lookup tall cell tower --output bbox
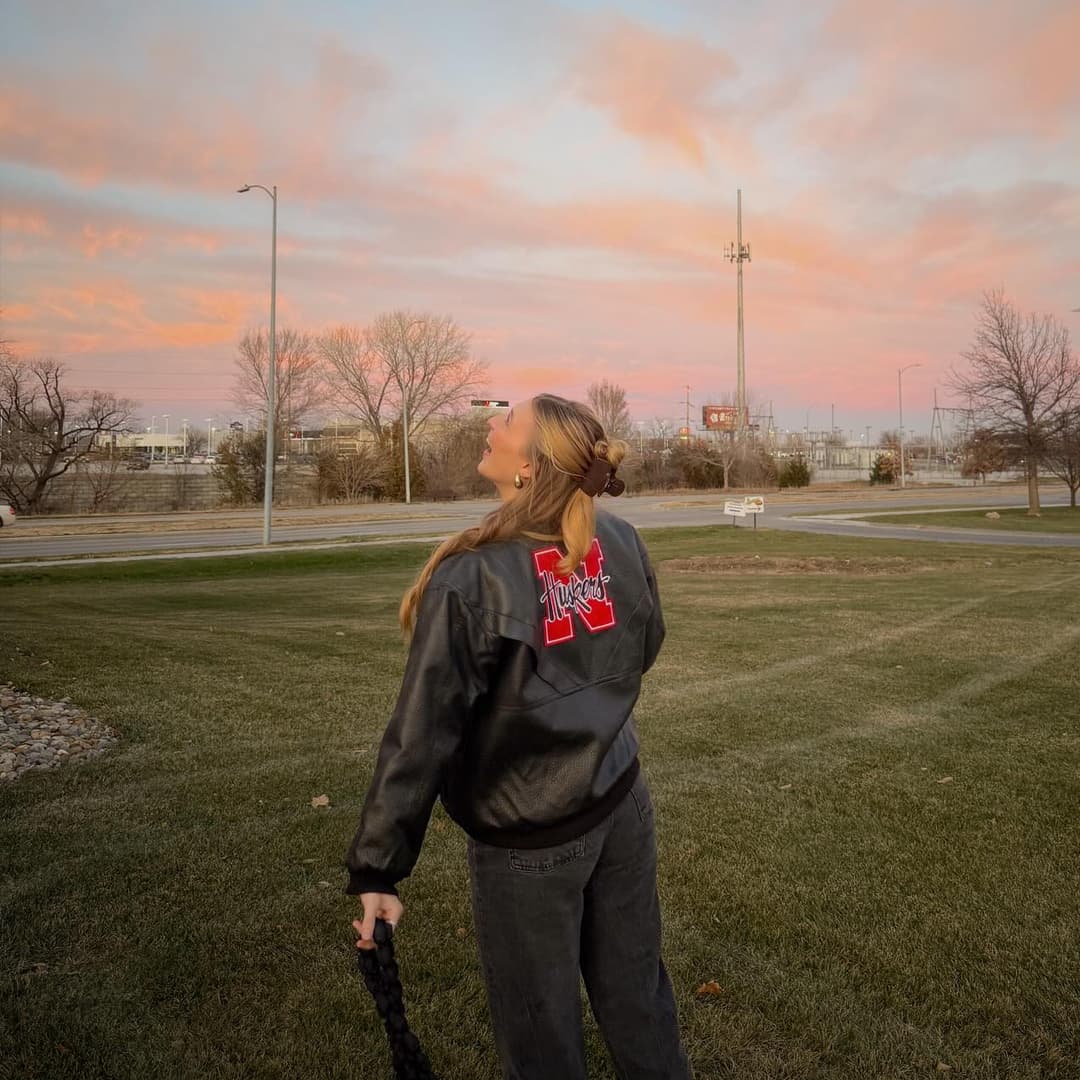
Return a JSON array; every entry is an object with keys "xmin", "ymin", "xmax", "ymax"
[{"xmin": 724, "ymin": 189, "xmax": 751, "ymax": 439}]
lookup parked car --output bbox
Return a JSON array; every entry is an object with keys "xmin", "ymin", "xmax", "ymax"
[
  {"xmin": 171, "ymin": 456, "xmax": 190, "ymax": 465},
  {"xmin": 190, "ymin": 455, "xmax": 206, "ymax": 464},
  {"xmin": 126, "ymin": 458, "xmax": 150, "ymax": 471},
  {"xmin": 204, "ymin": 455, "xmax": 217, "ymax": 465},
  {"xmin": 0, "ymin": 504, "xmax": 16, "ymax": 529}
]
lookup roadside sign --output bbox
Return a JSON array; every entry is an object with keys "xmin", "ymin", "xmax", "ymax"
[
  {"xmin": 471, "ymin": 399, "xmax": 510, "ymax": 408},
  {"xmin": 724, "ymin": 500, "xmax": 746, "ymax": 517},
  {"xmin": 743, "ymin": 495, "xmax": 765, "ymax": 513}
]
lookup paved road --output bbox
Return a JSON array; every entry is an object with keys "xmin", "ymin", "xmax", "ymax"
[
  {"xmin": 764, "ymin": 506, "xmax": 1078, "ymax": 547},
  {"xmin": 2, "ymin": 485, "xmax": 1076, "ymax": 564}
]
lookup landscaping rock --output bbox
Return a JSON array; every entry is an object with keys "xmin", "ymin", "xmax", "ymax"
[{"xmin": 0, "ymin": 683, "xmax": 120, "ymax": 782}]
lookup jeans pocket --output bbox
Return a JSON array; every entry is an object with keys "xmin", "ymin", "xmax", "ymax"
[
  {"xmin": 629, "ymin": 774, "xmax": 654, "ymax": 823},
  {"xmin": 508, "ymin": 835, "xmax": 587, "ymax": 873}
]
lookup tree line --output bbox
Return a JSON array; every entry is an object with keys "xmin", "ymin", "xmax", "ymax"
[{"xmin": 3, "ymin": 292, "xmax": 1077, "ymax": 513}]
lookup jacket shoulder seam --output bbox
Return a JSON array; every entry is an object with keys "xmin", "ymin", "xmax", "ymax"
[{"xmin": 428, "ymin": 581, "xmax": 506, "ymax": 641}]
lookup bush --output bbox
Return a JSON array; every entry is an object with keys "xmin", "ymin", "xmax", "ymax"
[
  {"xmin": 377, "ymin": 419, "xmax": 425, "ymax": 502},
  {"xmin": 315, "ymin": 445, "xmax": 389, "ymax": 502},
  {"xmin": 212, "ymin": 433, "xmax": 266, "ymax": 506},
  {"xmin": 869, "ymin": 452, "xmax": 896, "ymax": 485},
  {"xmin": 736, "ymin": 448, "xmax": 779, "ymax": 489},
  {"xmin": 419, "ymin": 412, "xmax": 492, "ymax": 500},
  {"xmin": 778, "ymin": 454, "xmax": 812, "ymax": 489}
]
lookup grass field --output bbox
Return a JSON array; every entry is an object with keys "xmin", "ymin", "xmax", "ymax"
[
  {"xmin": 3, "ymin": 527, "xmax": 1079, "ymax": 1079},
  {"xmin": 855, "ymin": 506, "xmax": 1080, "ymax": 533}
]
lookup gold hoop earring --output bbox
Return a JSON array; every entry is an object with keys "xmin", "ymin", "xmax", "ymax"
[{"xmin": 513, "ymin": 472, "xmax": 524, "ymax": 489}]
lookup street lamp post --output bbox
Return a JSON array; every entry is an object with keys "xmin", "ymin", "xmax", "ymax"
[
  {"xmin": 237, "ymin": 182, "xmax": 278, "ymax": 545},
  {"xmin": 205, "ymin": 418, "xmax": 214, "ymax": 454},
  {"xmin": 898, "ymin": 363, "xmax": 922, "ymax": 489},
  {"xmin": 402, "ymin": 386, "xmax": 411, "ymax": 505},
  {"xmin": 150, "ymin": 415, "xmax": 156, "ymax": 462},
  {"xmin": 182, "ymin": 419, "xmax": 189, "ymax": 456},
  {"xmin": 163, "ymin": 414, "xmax": 170, "ymax": 463}
]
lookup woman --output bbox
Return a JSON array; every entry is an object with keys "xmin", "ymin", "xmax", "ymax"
[{"xmin": 346, "ymin": 394, "xmax": 693, "ymax": 1079}]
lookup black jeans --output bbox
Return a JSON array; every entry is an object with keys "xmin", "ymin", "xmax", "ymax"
[{"xmin": 466, "ymin": 768, "xmax": 694, "ymax": 1079}]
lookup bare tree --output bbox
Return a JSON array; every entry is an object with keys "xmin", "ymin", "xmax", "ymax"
[
  {"xmin": 960, "ymin": 427, "xmax": 1008, "ymax": 484},
  {"xmin": 586, "ymin": 379, "xmax": 632, "ymax": 440},
  {"xmin": 231, "ymin": 329, "xmax": 326, "ymax": 444},
  {"xmin": 948, "ymin": 289, "xmax": 1080, "ymax": 515},
  {"xmin": 318, "ymin": 313, "xmax": 487, "ymax": 441},
  {"xmin": 0, "ymin": 354, "xmax": 137, "ymax": 513},
  {"xmin": 1044, "ymin": 407, "xmax": 1080, "ymax": 507},
  {"xmin": 79, "ymin": 454, "xmax": 131, "ymax": 512},
  {"xmin": 649, "ymin": 417, "xmax": 674, "ymax": 446},
  {"xmin": 316, "ymin": 324, "xmax": 389, "ymax": 439},
  {"xmin": 186, "ymin": 426, "xmax": 209, "ymax": 455}
]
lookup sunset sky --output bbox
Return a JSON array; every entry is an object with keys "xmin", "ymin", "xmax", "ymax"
[{"xmin": 2, "ymin": 0, "xmax": 1078, "ymax": 439}]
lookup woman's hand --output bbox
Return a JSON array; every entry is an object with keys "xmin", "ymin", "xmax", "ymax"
[{"xmin": 353, "ymin": 892, "xmax": 405, "ymax": 950}]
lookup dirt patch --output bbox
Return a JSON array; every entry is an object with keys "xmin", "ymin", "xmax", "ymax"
[{"xmin": 659, "ymin": 555, "xmax": 944, "ymax": 576}]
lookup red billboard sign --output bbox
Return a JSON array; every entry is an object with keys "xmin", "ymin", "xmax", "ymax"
[{"xmin": 702, "ymin": 405, "xmax": 749, "ymax": 431}]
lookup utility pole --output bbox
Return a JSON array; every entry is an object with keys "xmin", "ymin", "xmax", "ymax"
[
  {"xmin": 682, "ymin": 384, "xmax": 694, "ymax": 443},
  {"xmin": 724, "ymin": 190, "xmax": 751, "ymax": 439},
  {"xmin": 898, "ymin": 363, "xmax": 922, "ymax": 489},
  {"xmin": 928, "ymin": 388, "xmax": 945, "ymax": 467},
  {"xmin": 403, "ymin": 390, "xmax": 411, "ymax": 505},
  {"xmin": 676, "ymin": 386, "xmax": 695, "ymax": 443}
]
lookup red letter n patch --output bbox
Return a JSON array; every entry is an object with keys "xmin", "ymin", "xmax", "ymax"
[{"xmin": 532, "ymin": 536, "xmax": 617, "ymax": 646}]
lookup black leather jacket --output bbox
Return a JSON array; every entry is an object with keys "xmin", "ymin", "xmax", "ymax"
[{"xmin": 344, "ymin": 508, "xmax": 664, "ymax": 897}]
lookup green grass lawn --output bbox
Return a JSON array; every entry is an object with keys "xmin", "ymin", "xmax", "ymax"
[
  {"xmin": 861, "ymin": 506, "xmax": 1080, "ymax": 533},
  {"xmin": 3, "ymin": 528, "xmax": 1079, "ymax": 1079}
]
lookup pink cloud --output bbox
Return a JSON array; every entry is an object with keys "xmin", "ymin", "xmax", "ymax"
[
  {"xmin": 0, "ymin": 193, "xmax": 253, "ymax": 269},
  {"xmin": 811, "ymin": 0, "xmax": 1080, "ymax": 159},
  {"xmin": 80, "ymin": 224, "xmax": 145, "ymax": 259},
  {"xmin": 570, "ymin": 14, "xmax": 743, "ymax": 168},
  {"xmin": 0, "ymin": 35, "xmax": 389, "ymax": 201},
  {"xmin": 7, "ymin": 277, "xmax": 285, "ymax": 358}
]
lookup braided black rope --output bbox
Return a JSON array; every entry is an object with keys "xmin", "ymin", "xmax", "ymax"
[{"xmin": 356, "ymin": 917, "xmax": 441, "ymax": 1079}]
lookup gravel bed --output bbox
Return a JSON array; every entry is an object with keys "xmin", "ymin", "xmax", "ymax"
[{"xmin": 0, "ymin": 683, "xmax": 121, "ymax": 782}]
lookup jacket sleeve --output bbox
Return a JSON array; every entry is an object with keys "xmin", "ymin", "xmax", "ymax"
[
  {"xmin": 635, "ymin": 530, "xmax": 666, "ymax": 674},
  {"xmin": 343, "ymin": 582, "xmax": 499, "ymax": 896}
]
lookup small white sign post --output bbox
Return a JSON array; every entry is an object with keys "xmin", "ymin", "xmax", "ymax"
[
  {"xmin": 738, "ymin": 495, "xmax": 765, "ymax": 530},
  {"xmin": 724, "ymin": 499, "xmax": 747, "ymax": 526}
]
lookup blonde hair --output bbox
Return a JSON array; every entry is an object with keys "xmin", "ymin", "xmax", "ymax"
[{"xmin": 398, "ymin": 393, "xmax": 629, "ymax": 637}]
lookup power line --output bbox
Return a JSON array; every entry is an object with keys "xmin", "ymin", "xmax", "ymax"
[{"xmin": 56, "ymin": 366, "xmax": 234, "ymax": 379}]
